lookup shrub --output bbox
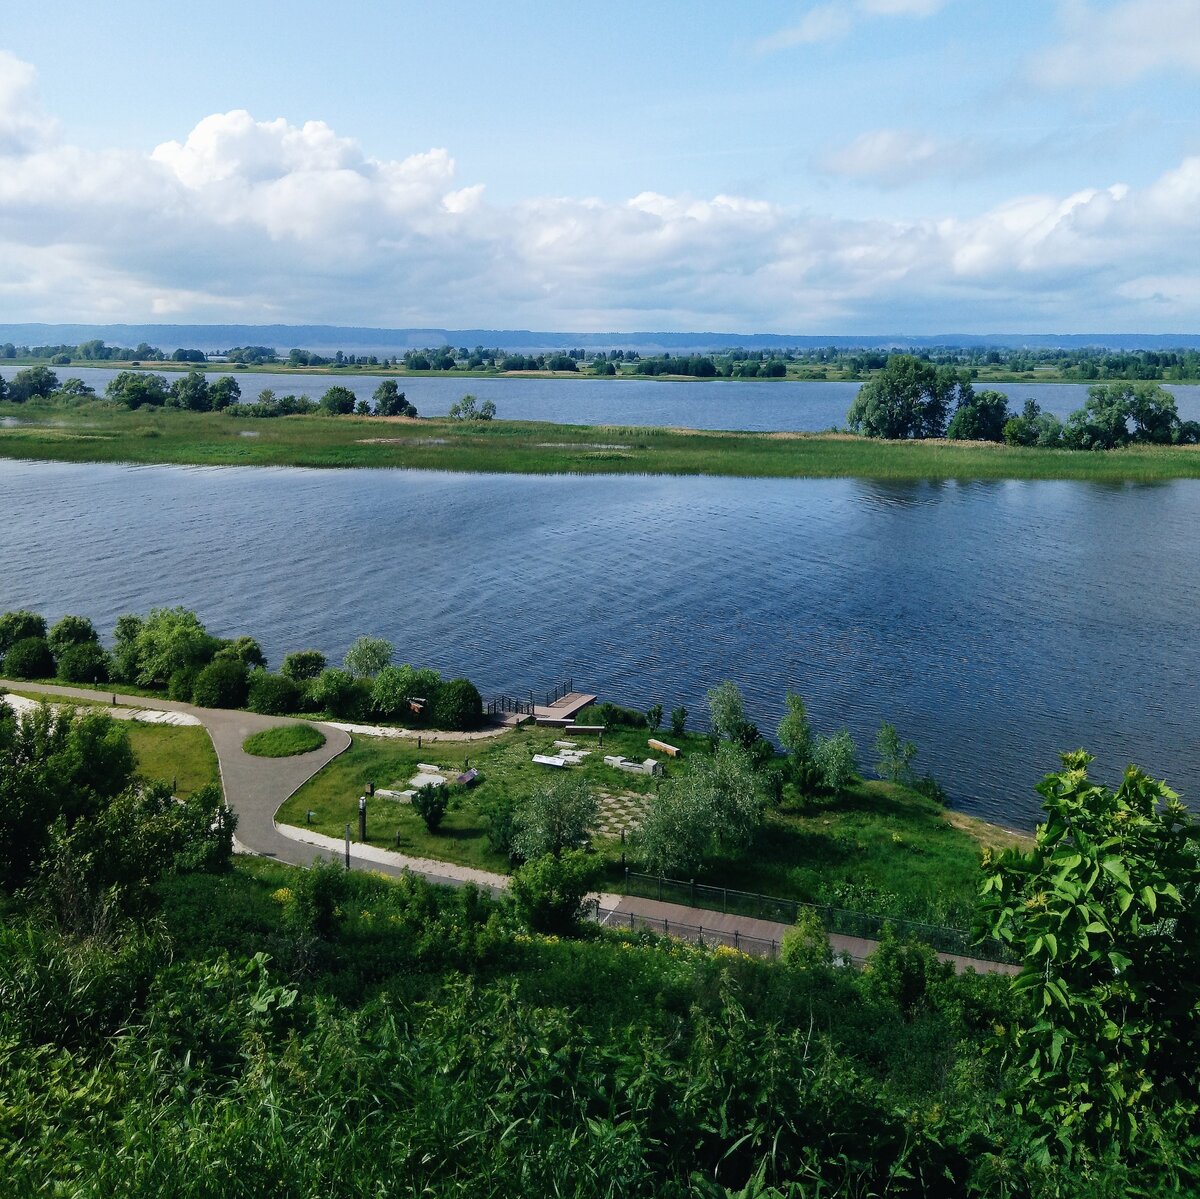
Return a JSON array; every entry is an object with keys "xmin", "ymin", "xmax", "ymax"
[
  {"xmin": 670, "ymin": 706, "xmax": 688, "ymax": 736},
  {"xmin": 190, "ymin": 658, "xmax": 249, "ymax": 709},
  {"xmin": 3, "ymin": 636, "xmax": 54, "ymax": 679},
  {"xmin": 646, "ymin": 703, "xmax": 663, "ymax": 731},
  {"xmin": 509, "ymin": 849, "xmax": 599, "ymax": 935},
  {"xmin": 55, "ymin": 642, "xmax": 110, "ymax": 684},
  {"xmin": 813, "ymin": 729, "xmax": 858, "ymax": 794},
  {"xmin": 412, "ymin": 783, "xmax": 449, "ymax": 832},
  {"xmin": 280, "ymin": 649, "xmax": 326, "ymax": 682},
  {"xmin": 371, "ymin": 664, "xmax": 441, "ymax": 720},
  {"xmin": 246, "ymin": 670, "xmax": 301, "ymax": 716},
  {"xmin": 308, "ymin": 668, "xmax": 365, "ymax": 718},
  {"xmin": 431, "ymin": 678, "xmax": 483, "ymax": 731},
  {"xmin": 168, "ymin": 666, "xmax": 199, "ymax": 701},
  {"xmin": 214, "ymin": 636, "xmax": 267, "ymax": 670},
  {"xmin": 0, "ymin": 610, "xmax": 47, "ymax": 656},
  {"xmin": 780, "ymin": 907, "xmax": 833, "ymax": 971}
]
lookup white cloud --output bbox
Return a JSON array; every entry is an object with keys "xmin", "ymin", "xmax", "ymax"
[
  {"xmin": 1031, "ymin": 0, "xmax": 1200, "ymax": 87},
  {"xmin": 820, "ymin": 128, "xmax": 978, "ymax": 185},
  {"xmin": 0, "ymin": 53, "xmax": 1199, "ymax": 331},
  {"xmin": 756, "ymin": 0, "xmax": 951, "ymax": 50},
  {"xmin": 0, "ymin": 50, "xmax": 58, "ymax": 154}
]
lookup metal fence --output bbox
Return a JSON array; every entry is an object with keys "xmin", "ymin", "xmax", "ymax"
[
  {"xmin": 622, "ymin": 871, "xmax": 1016, "ymax": 964},
  {"xmin": 486, "ymin": 694, "xmax": 534, "ymax": 717},
  {"xmin": 543, "ymin": 678, "xmax": 575, "ymax": 706},
  {"xmin": 594, "ymin": 906, "xmax": 785, "ymax": 960}
]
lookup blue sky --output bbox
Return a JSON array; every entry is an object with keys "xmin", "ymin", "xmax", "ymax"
[{"xmin": 1, "ymin": 1, "xmax": 1198, "ymax": 332}]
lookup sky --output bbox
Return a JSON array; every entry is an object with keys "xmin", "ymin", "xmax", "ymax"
[{"xmin": 1, "ymin": 0, "xmax": 1198, "ymax": 334}]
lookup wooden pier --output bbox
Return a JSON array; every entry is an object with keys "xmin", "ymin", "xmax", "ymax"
[{"xmin": 534, "ymin": 691, "xmax": 597, "ymax": 724}]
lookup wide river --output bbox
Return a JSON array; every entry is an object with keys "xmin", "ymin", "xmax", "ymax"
[
  {"xmin": 3, "ymin": 457, "xmax": 1197, "ymax": 829},
  {"xmin": 5, "ymin": 365, "xmax": 1200, "ymax": 431}
]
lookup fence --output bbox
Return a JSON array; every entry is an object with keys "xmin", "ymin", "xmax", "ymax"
[
  {"xmin": 486, "ymin": 694, "xmax": 534, "ymax": 717},
  {"xmin": 622, "ymin": 871, "xmax": 1016, "ymax": 964},
  {"xmin": 594, "ymin": 905, "xmax": 786, "ymax": 961},
  {"xmin": 543, "ymin": 678, "xmax": 575, "ymax": 706}
]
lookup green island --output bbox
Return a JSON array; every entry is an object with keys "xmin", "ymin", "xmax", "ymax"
[
  {"xmin": 6, "ymin": 400, "xmax": 1200, "ymax": 481},
  {"xmin": 243, "ymin": 722, "xmax": 327, "ymax": 758}
]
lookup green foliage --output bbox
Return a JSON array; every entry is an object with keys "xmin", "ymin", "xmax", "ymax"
[
  {"xmin": 509, "ymin": 848, "xmax": 599, "ymax": 934},
  {"xmin": 167, "ymin": 370, "xmax": 211, "ymax": 411},
  {"xmin": 3, "ymin": 635, "xmax": 54, "ymax": 679},
  {"xmin": 242, "ymin": 723, "xmax": 325, "ymax": 758},
  {"xmin": 0, "ymin": 608, "xmax": 47, "ymax": 655},
  {"xmin": 977, "ymin": 751, "xmax": 1200, "ymax": 1178},
  {"xmin": 706, "ymin": 680, "xmax": 748, "ymax": 742},
  {"xmin": 776, "ymin": 691, "xmax": 813, "ymax": 764},
  {"xmin": 780, "ymin": 906, "xmax": 833, "ymax": 971},
  {"xmin": 342, "ymin": 635, "xmax": 393, "ymax": 678},
  {"xmin": 190, "ymin": 657, "xmax": 249, "ymax": 709},
  {"xmin": 370, "ymin": 663, "xmax": 441, "ymax": 719},
  {"xmin": 104, "ymin": 370, "xmax": 169, "ymax": 408},
  {"xmin": 372, "ymin": 379, "xmax": 418, "ymax": 416},
  {"xmin": 512, "ymin": 775, "xmax": 598, "ymax": 860},
  {"xmin": 646, "ymin": 703, "xmax": 663, "ymax": 731},
  {"xmin": 846, "ymin": 355, "xmax": 967, "ymax": 439},
  {"xmin": 307, "ymin": 667, "xmax": 363, "ymax": 718},
  {"xmin": 7, "ymin": 365, "xmax": 59, "ymax": 402},
  {"xmin": 431, "ymin": 677, "xmax": 483, "ymax": 731},
  {"xmin": 412, "ymin": 782, "xmax": 450, "ymax": 832},
  {"xmin": 812, "ymin": 728, "xmax": 858, "ymax": 794},
  {"xmin": 246, "ymin": 670, "xmax": 301, "ymax": 715},
  {"xmin": 447, "ymin": 393, "xmax": 497, "ymax": 421},
  {"xmin": 129, "ymin": 606, "xmax": 215, "ymax": 688},
  {"xmin": 208, "ymin": 375, "xmax": 241, "ymax": 410},
  {"xmin": 280, "ymin": 649, "xmax": 326, "ymax": 682},
  {"xmin": 945, "ymin": 388, "xmax": 1011, "ymax": 442},
  {"xmin": 287, "ymin": 858, "xmax": 348, "ymax": 939},
  {"xmin": 46, "ymin": 614, "xmax": 99, "ymax": 659},
  {"xmin": 670, "ymin": 705, "xmax": 687, "ymax": 735},
  {"xmin": 875, "ymin": 721, "xmax": 917, "ymax": 785},
  {"xmin": 319, "ymin": 384, "xmax": 356, "ymax": 415},
  {"xmin": 55, "ymin": 641, "xmax": 110, "ymax": 684},
  {"xmin": 215, "ymin": 635, "xmax": 267, "ymax": 670}
]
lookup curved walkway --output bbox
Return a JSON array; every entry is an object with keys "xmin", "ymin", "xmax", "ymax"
[{"xmin": 3, "ymin": 681, "xmax": 1014, "ymax": 973}]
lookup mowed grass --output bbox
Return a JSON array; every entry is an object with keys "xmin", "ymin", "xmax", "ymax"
[
  {"xmin": 5, "ymin": 400, "xmax": 1200, "ymax": 480},
  {"xmin": 243, "ymin": 723, "xmax": 326, "ymax": 757},
  {"xmin": 280, "ymin": 723, "xmax": 1024, "ymax": 924},
  {"xmin": 126, "ymin": 723, "xmax": 221, "ymax": 798}
]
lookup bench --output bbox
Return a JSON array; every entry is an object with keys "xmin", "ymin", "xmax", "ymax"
[
  {"xmin": 456, "ymin": 768, "xmax": 479, "ymax": 787},
  {"xmin": 648, "ymin": 738, "xmax": 681, "ymax": 757},
  {"xmin": 564, "ymin": 724, "xmax": 605, "ymax": 737},
  {"xmin": 532, "ymin": 754, "xmax": 567, "ymax": 768}
]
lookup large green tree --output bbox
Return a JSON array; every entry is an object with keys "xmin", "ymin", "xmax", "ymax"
[{"xmin": 845, "ymin": 356, "xmax": 967, "ymax": 439}]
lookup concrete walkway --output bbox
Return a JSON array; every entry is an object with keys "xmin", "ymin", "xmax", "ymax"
[{"xmin": 2, "ymin": 680, "xmax": 1015, "ymax": 974}]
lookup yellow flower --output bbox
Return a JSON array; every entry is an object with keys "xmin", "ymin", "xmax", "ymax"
[{"xmin": 270, "ymin": 887, "xmax": 294, "ymax": 906}]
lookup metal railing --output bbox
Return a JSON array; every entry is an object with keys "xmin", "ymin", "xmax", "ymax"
[
  {"xmin": 622, "ymin": 871, "xmax": 1016, "ymax": 964},
  {"xmin": 594, "ymin": 906, "xmax": 784, "ymax": 960},
  {"xmin": 486, "ymin": 694, "xmax": 534, "ymax": 716},
  {"xmin": 543, "ymin": 678, "xmax": 575, "ymax": 706}
]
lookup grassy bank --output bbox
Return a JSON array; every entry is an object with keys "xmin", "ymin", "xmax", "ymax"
[
  {"xmin": 279, "ymin": 726, "xmax": 1027, "ymax": 926},
  {"xmin": 5, "ymin": 400, "xmax": 1200, "ymax": 480},
  {"xmin": 126, "ymin": 723, "xmax": 221, "ymax": 797}
]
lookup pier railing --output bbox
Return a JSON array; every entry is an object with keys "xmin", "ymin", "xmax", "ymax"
[
  {"xmin": 486, "ymin": 694, "xmax": 534, "ymax": 717},
  {"xmin": 543, "ymin": 678, "xmax": 575, "ymax": 706}
]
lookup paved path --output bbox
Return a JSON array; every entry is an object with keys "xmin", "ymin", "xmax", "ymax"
[{"xmin": 3, "ymin": 680, "xmax": 1015, "ymax": 974}]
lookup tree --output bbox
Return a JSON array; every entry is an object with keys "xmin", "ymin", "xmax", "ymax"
[
  {"xmin": 512, "ymin": 776, "xmax": 598, "ymax": 860},
  {"xmin": 447, "ymin": 394, "xmax": 496, "ymax": 421},
  {"xmin": 411, "ymin": 782, "xmax": 449, "ymax": 832},
  {"xmin": 977, "ymin": 752, "xmax": 1200, "ymax": 1175},
  {"xmin": 1064, "ymin": 386, "xmax": 1136, "ymax": 450},
  {"xmin": 1126, "ymin": 383, "xmax": 1179, "ymax": 444},
  {"xmin": 372, "ymin": 379, "xmax": 418, "ymax": 417},
  {"xmin": 246, "ymin": 670, "xmax": 300, "ymax": 716},
  {"xmin": 56, "ymin": 642, "xmax": 110, "ymax": 684},
  {"xmin": 371, "ymin": 664, "xmax": 442, "ymax": 719},
  {"xmin": 308, "ymin": 667, "xmax": 361, "ymax": 717},
  {"xmin": 0, "ymin": 610, "xmax": 47, "ymax": 656},
  {"xmin": 431, "ymin": 678, "xmax": 482, "ymax": 731},
  {"xmin": 670, "ymin": 706, "xmax": 687, "ymax": 736},
  {"xmin": 845, "ymin": 356, "xmax": 962, "ymax": 439},
  {"xmin": 7, "ymin": 366, "xmax": 59, "ymax": 403},
  {"xmin": 281, "ymin": 649, "xmax": 326, "ymax": 682},
  {"xmin": 3, "ymin": 636, "xmax": 54, "ymax": 679},
  {"xmin": 215, "ymin": 636, "xmax": 266, "ymax": 671},
  {"xmin": 209, "ymin": 376, "xmax": 241, "ymax": 410},
  {"xmin": 132, "ymin": 607, "xmax": 215, "ymax": 688},
  {"xmin": 55, "ymin": 377, "xmax": 96, "ymax": 399},
  {"xmin": 874, "ymin": 721, "xmax": 917, "ymax": 785},
  {"xmin": 168, "ymin": 371, "xmax": 210, "ymax": 411},
  {"xmin": 812, "ymin": 729, "xmax": 858, "ymax": 793},
  {"xmin": 646, "ymin": 703, "xmax": 663, "ymax": 731},
  {"xmin": 190, "ymin": 658, "xmax": 249, "ymax": 709},
  {"xmin": 777, "ymin": 692, "xmax": 813, "ymax": 765},
  {"xmin": 342, "ymin": 636, "xmax": 393, "ymax": 678},
  {"xmin": 105, "ymin": 371, "xmax": 169, "ymax": 409},
  {"xmin": 706, "ymin": 680, "xmax": 748, "ymax": 743},
  {"xmin": 319, "ymin": 385, "xmax": 357, "ymax": 415},
  {"xmin": 111, "ymin": 613, "xmax": 144, "ymax": 683},
  {"xmin": 509, "ymin": 848, "xmax": 599, "ymax": 935},
  {"xmin": 945, "ymin": 389, "xmax": 1011, "ymax": 442},
  {"xmin": 47, "ymin": 615, "xmax": 99, "ymax": 659}
]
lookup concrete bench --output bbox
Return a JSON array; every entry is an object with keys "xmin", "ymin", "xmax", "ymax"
[
  {"xmin": 564, "ymin": 724, "xmax": 605, "ymax": 737},
  {"xmin": 648, "ymin": 738, "xmax": 681, "ymax": 757},
  {"xmin": 533, "ymin": 754, "xmax": 567, "ymax": 768}
]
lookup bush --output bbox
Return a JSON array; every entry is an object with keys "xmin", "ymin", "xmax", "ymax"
[
  {"xmin": 670, "ymin": 706, "xmax": 687, "ymax": 736},
  {"xmin": 280, "ymin": 649, "xmax": 326, "ymax": 682},
  {"xmin": 242, "ymin": 724, "xmax": 325, "ymax": 758},
  {"xmin": 431, "ymin": 678, "xmax": 483, "ymax": 731},
  {"xmin": 307, "ymin": 668, "xmax": 364, "ymax": 718},
  {"xmin": 412, "ymin": 783, "xmax": 449, "ymax": 832},
  {"xmin": 55, "ymin": 642, "xmax": 110, "ymax": 684},
  {"xmin": 246, "ymin": 670, "xmax": 301, "ymax": 716},
  {"xmin": 190, "ymin": 658, "xmax": 249, "ymax": 709},
  {"xmin": 509, "ymin": 849, "xmax": 599, "ymax": 935},
  {"xmin": 47, "ymin": 614, "xmax": 99, "ymax": 659},
  {"xmin": 342, "ymin": 636, "xmax": 393, "ymax": 679},
  {"xmin": 168, "ymin": 666, "xmax": 199, "ymax": 701},
  {"xmin": 3, "ymin": 636, "xmax": 54, "ymax": 679},
  {"xmin": 371, "ymin": 664, "xmax": 441, "ymax": 720}
]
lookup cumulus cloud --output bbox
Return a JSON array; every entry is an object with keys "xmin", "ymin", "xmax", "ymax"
[
  {"xmin": 756, "ymin": 0, "xmax": 952, "ymax": 51},
  {"xmin": 0, "ymin": 50, "xmax": 58, "ymax": 153},
  {"xmin": 0, "ymin": 52, "xmax": 1199, "ymax": 331},
  {"xmin": 1031, "ymin": 0, "xmax": 1200, "ymax": 87},
  {"xmin": 819, "ymin": 129, "xmax": 979, "ymax": 186}
]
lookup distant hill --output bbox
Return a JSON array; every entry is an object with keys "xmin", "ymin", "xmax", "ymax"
[{"xmin": 1, "ymin": 322, "xmax": 1198, "ymax": 355}]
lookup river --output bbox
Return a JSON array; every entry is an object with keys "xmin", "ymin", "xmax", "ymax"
[{"xmin": 2, "ymin": 457, "xmax": 1196, "ymax": 829}]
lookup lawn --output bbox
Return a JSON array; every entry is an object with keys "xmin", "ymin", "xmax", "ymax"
[
  {"xmin": 126, "ymin": 722, "xmax": 221, "ymax": 798},
  {"xmin": 243, "ymin": 723, "xmax": 326, "ymax": 757}
]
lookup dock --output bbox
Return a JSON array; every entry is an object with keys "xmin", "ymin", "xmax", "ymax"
[{"xmin": 534, "ymin": 691, "xmax": 597, "ymax": 724}]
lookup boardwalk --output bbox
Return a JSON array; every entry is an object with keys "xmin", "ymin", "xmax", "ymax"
[{"xmin": 533, "ymin": 690, "xmax": 597, "ymax": 722}]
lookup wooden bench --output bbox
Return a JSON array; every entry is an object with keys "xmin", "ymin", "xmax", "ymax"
[
  {"xmin": 564, "ymin": 724, "xmax": 605, "ymax": 737},
  {"xmin": 648, "ymin": 738, "xmax": 681, "ymax": 757}
]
